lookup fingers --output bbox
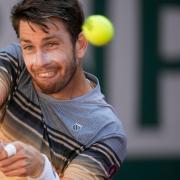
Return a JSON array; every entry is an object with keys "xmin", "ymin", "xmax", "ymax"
[
  {"xmin": 0, "ymin": 149, "xmax": 7, "ymax": 160},
  {"xmin": 0, "ymin": 141, "xmax": 22, "ymax": 160},
  {"xmin": 0, "ymin": 141, "xmax": 6, "ymax": 159},
  {"xmin": 0, "ymin": 158, "xmax": 27, "ymax": 176},
  {"xmin": 0, "ymin": 148, "xmax": 26, "ymax": 167},
  {"xmin": 0, "ymin": 141, "xmax": 29, "ymax": 177},
  {"xmin": 3, "ymin": 167, "xmax": 27, "ymax": 177},
  {"xmin": 0, "ymin": 141, "xmax": 44, "ymax": 178}
]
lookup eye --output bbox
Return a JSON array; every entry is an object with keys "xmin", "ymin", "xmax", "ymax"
[
  {"xmin": 47, "ymin": 42, "xmax": 58, "ymax": 48},
  {"xmin": 23, "ymin": 45, "xmax": 34, "ymax": 51}
]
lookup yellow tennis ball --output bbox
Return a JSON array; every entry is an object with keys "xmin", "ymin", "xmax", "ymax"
[{"xmin": 82, "ymin": 15, "xmax": 115, "ymax": 46}]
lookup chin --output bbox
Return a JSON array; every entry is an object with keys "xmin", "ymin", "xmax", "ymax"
[{"xmin": 39, "ymin": 84, "xmax": 64, "ymax": 94}]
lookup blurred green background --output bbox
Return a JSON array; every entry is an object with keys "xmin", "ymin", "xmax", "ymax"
[{"xmin": 89, "ymin": 0, "xmax": 180, "ymax": 179}]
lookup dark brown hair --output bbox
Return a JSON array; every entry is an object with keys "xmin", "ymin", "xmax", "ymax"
[{"xmin": 11, "ymin": 0, "xmax": 84, "ymax": 44}]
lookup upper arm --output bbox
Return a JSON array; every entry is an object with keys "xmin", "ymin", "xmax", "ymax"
[
  {"xmin": 63, "ymin": 135, "xmax": 127, "ymax": 180},
  {"xmin": 0, "ymin": 43, "xmax": 22, "ymax": 107},
  {"xmin": 0, "ymin": 71, "xmax": 11, "ymax": 108}
]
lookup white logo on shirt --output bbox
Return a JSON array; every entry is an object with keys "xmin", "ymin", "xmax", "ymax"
[{"xmin": 72, "ymin": 123, "xmax": 82, "ymax": 132}]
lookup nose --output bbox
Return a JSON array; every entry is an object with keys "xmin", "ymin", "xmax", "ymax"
[{"xmin": 35, "ymin": 51, "xmax": 51, "ymax": 66}]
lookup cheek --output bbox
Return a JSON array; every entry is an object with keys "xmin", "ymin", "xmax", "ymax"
[
  {"xmin": 46, "ymin": 51, "xmax": 67, "ymax": 63},
  {"xmin": 46, "ymin": 52, "xmax": 58, "ymax": 61},
  {"xmin": 45, "ymin": 51, "xmax": 74, "ymax": 69},
  {"xmin": 23, "ymin": 51, "xmax": 70, "ymax": 69},
  {"xmin": 23, "ymin": 54, "xmax": 36, "ymax": 69}
]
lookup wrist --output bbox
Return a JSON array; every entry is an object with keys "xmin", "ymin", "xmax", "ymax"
[
  {"xmin": 30, "ymin": 153, "xmax": 45, "ymax": 178},
  {"xmin": 28, "ymin": 154, "xmax": 59, "ymax": 180}
]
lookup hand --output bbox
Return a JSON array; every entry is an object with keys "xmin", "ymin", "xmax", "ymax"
[{"xmin": 0, "ymin": 141, "xmax": 44, "ymax": 178}]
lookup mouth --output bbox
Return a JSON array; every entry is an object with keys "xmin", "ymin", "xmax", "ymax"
[{"xmin": 37, "ymin": 71, "xmax": 56, "ymax": 78}]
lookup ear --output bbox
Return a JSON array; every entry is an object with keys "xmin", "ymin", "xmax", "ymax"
[{"xmin": 75, "ymin": 32, "xmax": 88, "ymax": 60}]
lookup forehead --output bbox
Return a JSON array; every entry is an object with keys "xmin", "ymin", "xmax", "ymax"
[{"xmin": 19, "ymin": 19, "xmax": 68, "ymax": 40}]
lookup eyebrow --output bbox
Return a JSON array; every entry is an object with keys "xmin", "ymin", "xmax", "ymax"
[
  {"xmin": 43, "ymin": 36, "xmax": 58, "ymax": 42},
  {"xmin": 20, "ymin": 35, "xmax": 58, "ymax": 43},
  {"xmin": 20, "ymin": 38, "xmax": 31, "ymax": 43}
]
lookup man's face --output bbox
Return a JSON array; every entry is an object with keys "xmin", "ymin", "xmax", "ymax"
[{"xmin": 19, "ymin": 20, "xmax": 78, "ymax": 94}]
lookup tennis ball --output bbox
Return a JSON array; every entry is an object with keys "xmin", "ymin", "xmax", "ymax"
[{"xmin": 82, "ymin": 15, "xmax": 115, "ymax": 46}]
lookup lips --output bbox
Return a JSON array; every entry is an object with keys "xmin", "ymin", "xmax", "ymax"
[
  {"xmin": 31, "ymin": 64, "xmax": 58, "ymax": 78},
  {"xmin": 37, "ymin": 71, "xmax": 56, "ymax": 78}
]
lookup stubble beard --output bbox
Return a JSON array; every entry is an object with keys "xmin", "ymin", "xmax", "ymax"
[{"xmin": 33, "ymin": 57, "xmax": 77, "ymax": 95}]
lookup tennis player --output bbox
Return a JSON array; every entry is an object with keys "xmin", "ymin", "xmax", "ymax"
[{"xmin": 0, "ymin": 0, "xmax": 127, "ymax": 179}]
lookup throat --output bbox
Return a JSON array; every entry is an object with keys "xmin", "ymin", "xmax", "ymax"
[{"xmin": 48, "ymin": 72, "xmax": 93, "ymax": 100}]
